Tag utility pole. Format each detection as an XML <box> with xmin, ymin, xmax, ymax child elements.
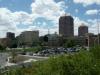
<box><xmin>87</xmin><ymin>33</ymin><xmax>90</xmax><ymax>50</ymax></box>
<box><xmin>97</xmin><ymin>12</ymin><xmax>99</xmax><ymax>45</ymax></box>
<box><xmin>48</xmin><ymin>28</ymin><xmax>50</xmax><ymax>35</ymax></box>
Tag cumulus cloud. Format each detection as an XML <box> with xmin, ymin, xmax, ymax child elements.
<box><xmin>13</xmin><ymin>11</ymin><xmax>33</xmax><ymax>25</ymax></box>
<box><xmin>0</xmin><ymin>8</ymin><xmax>17</xmax><ymax>37</ymax></box>
<box><xmin>0</xmin><ymin>0</ymin><xmax>65</xmax><ymax>38</ymax></box>
<box><xmin>87</xmin><ymin>19</ymin><xmax>100</xmax><ymax>34</ymax></box>
<box><xmin>27</xmin><ymin>25</ymin><xmax>58</xmax><ymax>36</ymax></box>
<box><xmin>75</xmin><ymin>9</ymin><xmax>79</xmax><ymax>13</ymax></box>
<box><xmin>30</xmin><ymin>0</ymin><xmax>64</xmax><ymax>36</ymax></box>
<box><xmin>1</xmin><ymin>0</ymin><xmax>98</xmax><ymax>38</ymax></box>
<box><xmin>31</xmin><ymin>0</ymin><xmax>65</xmax><ymax>21</ymax></box>
<box><xmin>74</xmin><ymin>16</ymin><xmax>89</xmax><ymax>35</ymax></box>
<box><xmin>86</xmin><ymin>9</ymin><xmax>100</xmax><ymax>15</ymax></box>
<box><xmin>73</xmin><ymin>0</ymin><xmax>100</xmax><ymax>6</ymax></box>
<box><xmin>0</xmin><ymin>8</ymin><xmax>34</xmax><ymax>38</ymax></box>
<box><xmin>74</xmin><ymin>16</ymin><xmax>100</xmax><ymax>35</ymax></box>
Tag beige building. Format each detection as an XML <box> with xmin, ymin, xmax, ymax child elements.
<box><xmin>17</xmin><ymin>31</ymin><xmax>39</xmax><ymax>47</ymax></box>
<box><xmin>0</xmin><ymin>38</ymin><xmax>11</xmax><ymax>47</ymax></box>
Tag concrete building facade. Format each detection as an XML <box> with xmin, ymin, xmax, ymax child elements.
<box><xmin>78</xmin><ymin>24</ymin><xmax>88</xmax><ymax>37</ymax></box>
<box><xmin>0</xmin><ymin>38</ymin><xmax>10</xmax><ymax>47</ymax></box>
<box><xmin>0</xmin><ymin>32</ymin><xmax>16</xmax><ymax>48</ymax></box>
<box><xmin>17</xmin><ymin>31</ymin><xmax>39</xmax><ymax>47</ymax></box>
<box><xmin>59</xmin><ymin>15</ymin><xmax>74</xmax><ymax>37</ymax></box>
<box><xmin>6</xmin><ymin>32</ymin><xmax>15</xmax><ymax>39</ymax></box>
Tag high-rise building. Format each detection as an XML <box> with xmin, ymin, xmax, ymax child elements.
<box><xmin>78</xmin><ymin>24</ymin><xmax>88</xmax><ymax>37</ymax></box>
<box><xmin>6</xmin><ymin>32</ymin><xmax>15</xmax><ymax>39</ymax></box>
<box><xmin>59</xmin><ymin>15</ymin><xmax>74</xmax><ymax>37</ymax></box>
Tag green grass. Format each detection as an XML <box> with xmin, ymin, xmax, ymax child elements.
<box><xmin>14</xmin><ymin>46</ymin><xmax>42</xmax><ymax>53</ymax></box>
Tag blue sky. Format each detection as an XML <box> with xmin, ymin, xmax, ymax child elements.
<box><xmin>0</xmin><ymin>0</ymin><xmax>33</xmax><ymax>13</ymax></box>
<box><xmin>0</xmin><ymin>0</ymin><xmax>100</xmax><ymax>37</ymax></box>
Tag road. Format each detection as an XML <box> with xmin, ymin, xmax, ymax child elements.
<box><xmin>19</xmin><ymin>55</ymin><xmax>48</xmax><ymax>60</ymax></box>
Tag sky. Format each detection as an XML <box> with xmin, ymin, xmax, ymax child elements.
<box><xmin>0</xmin><ymin>0</ymin><xmax>100</xmax><ymax>38</ymax></box>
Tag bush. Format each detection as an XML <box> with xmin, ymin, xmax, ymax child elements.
<box><xmin>33</xmin><ymin>51</ymin><xmax>100</xmax><ymax>75</ymax></box>
<box><xmin>90</xmin><ymin>45</ymin><xmax>100</xmax><ymax>59</ymax></box>
<box><xmin>4</xmin><ymin>46</ymin><xmax>100</xmax><ymax>75</ymax></box>
<box><xmin>23</xmin><ymin>46</ymin><xmax>42</xmax><ymax>52</ymax></box>
<box><xmin>63</xmin><ymin>39</ymin><xmax>76</xmax><ymax>48</ymax></box>
<box><xmin>0</xmin><ymin>45</ymin><xmax>5</xmax><ymax>51</ymax></box>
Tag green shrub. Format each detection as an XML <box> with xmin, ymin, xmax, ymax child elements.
<box><xmin>0</xmin><ymin>45</ymin><xmax>5</xmax><ymax>51</ymax></box>
<box><xmin>22</xmin><ymin>46</ymin><xmax>42</xmax><ymax>52</ymax></box>
<box><xmin>4</xmin><ymin>46</ymin><xmax>100</xmax><ymax>75</ymax></box>
<box><xmin>90</xmin><ymin>45</ymin><xmax>100</xmax><ymax>59</ymax></box>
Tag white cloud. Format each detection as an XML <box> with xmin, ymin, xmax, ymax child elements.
<box><xmin>0</xmin><ymin>0</ymin><xmax>65</xmax><ymax>38</ymax></box>
<box><xmin>74</xmin><ymin>17</ymin><xmax>100</xmax><ymax>35</ymax></box>
<box><xmin>86</xmin><ymin>9</ymin><xmax>100</xmax><ymax>15</ymax></box>
<box><xmin>73</xmin><ymin>0</ymin><xmax>100</xmax><ymax>6</ymax></box>
<box><xmin>29</xmin><ymin>0</ymin><xmax>64</xmax><ymax>36</ymax></box>
<box><xmin>31</xmin><ymin>0</ymin><xmax>65</xmax><ymax>21</ymax></box>
<box><xmin>87</xmin><ymin>19</ymin><xmax>100</xmax><ymax>34</ymax></box>
<box><xmin>0</xmin><ymin>8</ymin><xmax>33</xmax><ymax>38</ymax></box>
<box><xmin>22</xmin><ymin>25</ymin><xmax>58</xmax><ymax>36</ymax></box>
<box><xmin>0</xmin><ymin>8</ymin><xmax>17</xmax><ymax>37</ymax></box>
<box><xmin>0</xmin><ymin>0</ymin><xmax>99</xmax><ymax>38</ymax></box>
<box><xmin>13</xmin><ymin>11</ymin><xmax>33</xmax><ymax>25</ymax></box>
<box><xmin>74</xmin><ymin>17</ymin><xmax>89</xmax><ymax>35</ymax></box>
<box><xmin>75</xmin><ymin>9</ymin><xmax>79</xmax><ymax>13</ymax></box>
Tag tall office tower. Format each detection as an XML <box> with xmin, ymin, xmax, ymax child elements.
<box><xmin>6</xmin><ymin>32</ymin><xmax>15</xmax><ymax>39</ymax></box>
<box><xmin>59</xmin><ymin>15</ymin><xmax>74</xmax><ymax>37</ymax></box>
<box><xmin>78</xmin><ymin>24</ymin><xmax>88</xmax><ymax>37</ymax></box>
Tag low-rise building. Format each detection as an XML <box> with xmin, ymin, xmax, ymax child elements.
<box><xmin>17</xmin><ymin>31</ymin><xmax>39</xmax><ymax>47</ymax></box>
<box><xmin>48</xmin><ymin>33</ymin><xmax>59</xmax><ymax>47</ymax></box>
<box><xmin>0</xmin><ymin>38</ymin><xmax>11</xmax><ymax>47</ymax></box>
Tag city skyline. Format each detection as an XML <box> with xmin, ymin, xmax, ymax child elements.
<box><xmin>0</xmin><ymin>0</ymin><xmax>100</xmax><ymax>38</ymax></box>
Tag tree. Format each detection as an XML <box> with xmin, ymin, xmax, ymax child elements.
<box><xmin>9</xmin><ymin>38</ymin><xmax>17</xmax><ymax>48</ymax></box>
<box><xmin>63</xmin><ymin>39</ymin><xmax>76</xmax><ymax>48</ymax></box>
<box><xmin>44</xmin><ymin>35</ymin><xmax>48</xmax><ymax>42</ymax></box>
<box><xmin>0</xmin><ymin>44</ymin><xmax>5</xmax><ymax>51</ymax></box>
